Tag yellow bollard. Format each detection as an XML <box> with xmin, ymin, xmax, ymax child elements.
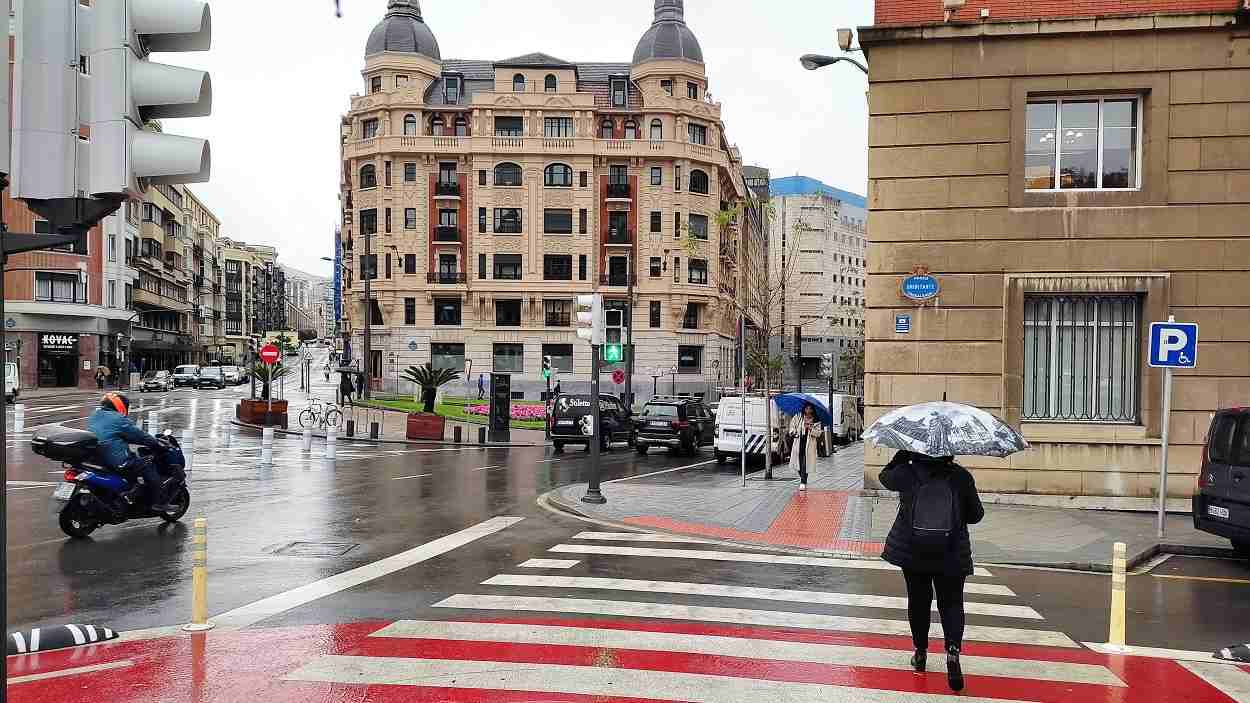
<box><xmin>1108</xmin><ymin>541</ymin><xmax>1126</xmax><ymax>649</ymax></box>
<box><xmin>183</xmin><ymin>518</ymin><xmax>214</xmax><ymax>632</ymax></box>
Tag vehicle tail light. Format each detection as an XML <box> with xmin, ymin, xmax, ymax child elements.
<box><xmin>671</xmin><ymin>420</ymin><xmax>690</xmax><ymax>429</ymax></box>
<box><xmin>63</xmin><ymin>469</ymin><xmax>79</xmax><ymax>482</ymax></box>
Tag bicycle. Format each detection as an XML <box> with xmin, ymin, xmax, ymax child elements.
<box><xmin>299</xmin><ymin>399</ymin><xmax>343</xmax><ymax>430</ymax></box>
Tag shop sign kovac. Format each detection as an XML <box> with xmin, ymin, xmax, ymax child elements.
<box><xmin>39</xmin><ymin>333</ymin><xmax>79</xmax><ymax>356</ymax></box>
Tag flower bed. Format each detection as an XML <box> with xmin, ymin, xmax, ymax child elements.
<box><xmin>465</xmin><ymin>403</ymin><xmax>547</xmax><ymax>421</ymax></box>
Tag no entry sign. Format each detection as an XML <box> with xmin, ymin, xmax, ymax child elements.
<box><xmin>612</xmin><ymin>369</ymin><xmax>625</xmax><ymax>385</ymax></box>
<box><xmin>259</xmin><ymin>344</ymin><xmax>280</xmax><ymax>365</ymax></box>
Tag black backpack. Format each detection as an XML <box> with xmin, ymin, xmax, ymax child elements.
<box><xmin>910</xmin><ymin>463</ymin><xmax>961</xmax><ymax>556</ymax></box>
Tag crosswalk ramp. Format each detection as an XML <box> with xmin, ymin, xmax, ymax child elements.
<box><xmin>283</xmin><ymin>529</ymin><xmax>1250</xmax><ymax>701</ymax></box>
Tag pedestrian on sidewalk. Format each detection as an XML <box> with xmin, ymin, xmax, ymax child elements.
<box><xmin>786</xmin><ymin>402</ymin><xmax>823</xmax><ymax>492</ymax></box>
<box><xmin>478</xmin><ymin>374</ymin><xmax>485</xmax><ymax>400</ymax></box>
<box><xmin>339</xmin><ymin>372</ymin><xmax>355</xmax><ymax>405</ymax></box>
<box><xmin>879</xmin><ymin>450</ymin><xmax>984</xmax><ymax>693</ymax></box>
<box><xmin>95</xmin><ymin>366</ymin><xmax>107</xmax><ymax>389</ymax></box>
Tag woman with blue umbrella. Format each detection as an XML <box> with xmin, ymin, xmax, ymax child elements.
<box><xmin>782</xmin><ymin>399</ymin><xmax>826</xmax><ymax>492</ymax></box>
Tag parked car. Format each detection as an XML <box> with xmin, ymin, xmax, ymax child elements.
<box><xmin>5</xmin><ymin>362</ymin><xmax>19</xmax><ymax>403</ymax></box>
<box><xmin>549</xmin><ymin>393</ymin><xmax>633</xmax><ymax>453</ymax></box>
<box><xmin>140</xmin><ymin>370</ymin><xmax>173</xmax><ymax>393</ymax></box>
<box><xmin>196</xmin><ymin>366</ymin><xmax>227</xmax><ymax>390</ymax></box>
<box><xmin>221</xmin><ymin>365</ymin><xmax>241</xmax><ymax>385</ymax></box>
<box><xmin>714</xmin><ymin>395</ymin><xmax>789</xmax><ymax>465</ymax></box>
<box><xmin>172</xmin><ymin>364</ymin><xmax>200</xmax><ymax>387</ymax></box>
<box><xmin>635</xmin><ymin>396</ymin><xmax>716</xmax><ymax>457</ymax></box>
<box><xmin>1193</xmin><ymin>408</ymin><xmax>1250</xmax><ymax>558</ymax></box>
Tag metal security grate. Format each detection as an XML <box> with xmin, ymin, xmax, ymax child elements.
<box><xmin>1023</xmin><ymin>294</ymin><xmax>1141</xmax><ymax>423</ymax></box>
<box><xmin>271</xmin><ymin>542</ymin><xmax>358</xmax><ymax>558</ymax></box>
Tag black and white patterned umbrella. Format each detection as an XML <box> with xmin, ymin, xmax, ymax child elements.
<box><xmin>864</xmin><ymin>401</ymin><xmax>1029</xmax><ymax>458</ymax></box>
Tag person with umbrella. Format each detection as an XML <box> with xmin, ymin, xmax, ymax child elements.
<box><xmin>786</xmin><ymin>402</ymin><xmax>824</xmax><ymax>492</ymax></box>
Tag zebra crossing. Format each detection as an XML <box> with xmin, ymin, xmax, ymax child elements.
<box><xmin>281</xmin><ymin>529</ymin><xmax>1250</xmax><ymax>701</ymax></box>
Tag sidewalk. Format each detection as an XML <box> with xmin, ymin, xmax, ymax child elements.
<box><xmin>543</xmin><ymin>443</ymin><xmax>1233</xmax><ymax>571</ymax></box>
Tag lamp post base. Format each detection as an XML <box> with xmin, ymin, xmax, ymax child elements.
<box><xmin>581</xmin><ymin>488</ymin><xmax>607</xmax><ymax>505</ymax></box>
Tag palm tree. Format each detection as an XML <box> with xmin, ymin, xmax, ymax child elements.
<box><xmin>252</xmin><ymin>362</ymin><xmax>293</xmax><ymax>401</ymax></box>
<box><xmin>402</xmin><ymin>364</ymin><xmax>460</xmax><ymax>413</ymax></box>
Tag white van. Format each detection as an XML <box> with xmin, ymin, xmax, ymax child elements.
<box><xmin>714</xmin><ymin>395</ymin><xmax>788</xmax><ymax>465</ymax></box>
<box><xmin>4</xmin><ymin>362</ymin><xmax>18</xmax><ymax>403</ymax></box>
<box><xmin>829</xmin><ymin>393</ymin><xmax>863</xmax><ymax>444</ymax></box>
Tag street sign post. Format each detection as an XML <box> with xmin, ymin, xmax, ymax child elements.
<box><xmin>1148</xmin><ymin>317</ymin><xmax>1199</xmax><ymax>539</ymax></box>
<box><xmin>259</xmin><ymin>344</ymin><xmax>280</xmax><ymax>365</ymax></box>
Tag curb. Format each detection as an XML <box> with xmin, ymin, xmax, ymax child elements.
<box><xmin>228</xmin><ymin>419</ymin><xmax>541</xmax><ymax>449</ymax></box>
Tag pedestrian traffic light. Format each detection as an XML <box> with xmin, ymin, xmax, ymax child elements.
<box><xmin>820</xmin><ymin>353</ymin><xmax>834</xmax><ymax>379</ymax></box>
<box><xmin>542</xmin><ymin>355</ymin><xmax>552</xmax><ymax>379</ymax></box>
<box><xmin>603</xmin><ymin>305</ymin><xmax>625</xmax><ymax>363</ymax></box>
<box><xmin>575</xmin><ymin>294</ymin><xmax>603</xmax><ymax>345</ymax></box>
<box><xmin>602</xmin><ymin>345</ymin><xmax>623</xmax><ymax>363</ymax></box>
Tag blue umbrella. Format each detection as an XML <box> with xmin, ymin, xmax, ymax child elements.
<box><xmin>775</xmin><ymin>393</ymin><xmax>832</xmax><ymax>425</ymax></box>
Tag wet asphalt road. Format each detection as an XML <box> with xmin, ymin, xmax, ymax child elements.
<box><xmin>5</xmin><ymin>357</ymin><xmax>1249</xmax><ymax>659</ymax></box>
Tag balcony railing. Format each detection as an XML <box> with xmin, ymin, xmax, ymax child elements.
<box><xmin>599</xmin><ymin>273</ymin><xmax>636</xmax><ymax>287</ymax></box>
<box><xmin>426</xmin><ymin>271</ymin><xmax>466</xmax><ymax>284</ymax></box>
<box><xmin>605</xmin><ymin>228</ymin><xmax>633</xmax><ymax>245</ymax></box>
<box><xmin>606</xmin><ymin>182</ymin><xmax>632</xmax><ymax>199</ymax></box>
<box><xmin>434</xmin><ymin>226</ymin><xmax>462</xmax><ymax>242</ymax></box>
<box><xmin>434</xmin><ymin>181</ymin><xmax>460</xmax><ymax>197</ymax></box>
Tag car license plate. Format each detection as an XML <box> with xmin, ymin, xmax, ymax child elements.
<box><xmin>53</xmin><ymin>482</ymin><xmax>76</xmax><ymax>500</ymax></box>
<box><xmin>1207</xmin><ymin>504</ymin><xmax>1230</xmax><ymax>519</ymax></box>
<box><xmin>556</xmin><ymin>420</ymin><xmax>574</xmax><ymax>426</ymax></box>
<box><xmin>650</xmin><ymin>421</ymin><xmax>668</xmax><ymax>427</ymax></box>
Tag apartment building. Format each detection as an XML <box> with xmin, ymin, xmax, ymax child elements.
<box><xmin>861</xmin><ymin>0</ymin><xmax>1250</xmax><ymax>498</ymax></box>
<box><xmin>221</xmin><ymin>240</ymin><xmax>289</xmax><ymax>362</ymax></box>
<box><xmin>339</xmin><ymin>0</ymin><xmax>763</xmax><ymax>398</ymax></box>
<box><xmin>183</xmin><ymin>189</ymin><xmax>226</xmax><ymax>363</ymax></box>
<box><xmin>284</xmin><ymin>267</ymin><xmax>334</xmax><ymax>336</ymax></box>
<box><xmin>766</xmin><ymin>176</ymin><xmax>867</xmax><ymax>389</ymax></box>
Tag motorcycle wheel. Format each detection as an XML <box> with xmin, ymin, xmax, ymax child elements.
<box><xmin>160</xmin><ymin>486</ymin><xmax>191</xmax><ymax>523</ymax></box>
<box><xmin>59</xmin><ymin>506</ymin><xmax>99</xmax><ymax>538</ymax></box>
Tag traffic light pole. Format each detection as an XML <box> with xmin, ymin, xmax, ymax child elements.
<box><xmin>625</xmin><ymin>251</ymin><xmax>633</xmax><ymax>410</ymax></box>
<box><xmin>582</xmin><ymin>344</ymin><xmax>606</xmax><ymax>504</ymax></box>
<box><xmin>545</xmin><ymin>374</ymin><xmax>551</xmax><ymax>441</ymax></box>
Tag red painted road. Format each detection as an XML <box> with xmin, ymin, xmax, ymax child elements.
<box><xmin>625</xmin><ymin>490</ymin><xmax>886</xmax><ymax>554</ymax></box>
<box><xmin>8</xmin><ymin>617</ymin><xmax>1248</xmax><ymax>702</ymax></box>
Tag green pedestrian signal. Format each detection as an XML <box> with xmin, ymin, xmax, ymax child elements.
<box><xmin>542</xmin><ymin>355</ymin><xmax>552</xmax><ymax>379</ymax></box>
<box><xmin>602</xmin><ymin>345</ymin><xmax>623</xmax><ymax>363</ymax></box>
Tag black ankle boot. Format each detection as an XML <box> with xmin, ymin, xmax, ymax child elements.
<box><xmin>946</xmin><ymin>645</ymin><xmax>964</xmax><ymax>691</ymax></box>
<box><xmin>910</xmin><ymin>650</ymin><xmax>926</xmax><ymax>672</ymax></box>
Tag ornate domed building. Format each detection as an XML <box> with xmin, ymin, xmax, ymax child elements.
<box><xmin>338</xmin><ymin>1</ymin><xmax>765</xmax><ymax>400</ymax></box>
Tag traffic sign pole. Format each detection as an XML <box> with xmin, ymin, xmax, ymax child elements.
<box><xmin>1147</xmin><ymin>316</ymin><xmax>1198</xmax><ymax>539</ymax></box>
<box><xmin>1158</xmin><ymin>315</ymin><xmax>1175</xmax><ymax>539</ymax></box>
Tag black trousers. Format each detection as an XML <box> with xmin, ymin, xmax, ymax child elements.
<box><xmin>902</xmin><ymin>569</ymin><xmax>966</xmax><ymax>652</ymax></box>
<box><xmin>797</xmin><ymin>435</ymin><xmax>808</xmax><ymax>483</ymax></box>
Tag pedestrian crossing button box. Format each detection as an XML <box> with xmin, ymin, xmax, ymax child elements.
<box><xmin>31</xmin><ymin>428</ymin><xmax>99</xmax><ymax>463</ymax></box>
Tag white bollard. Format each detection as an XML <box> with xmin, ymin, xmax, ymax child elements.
<box><xmin>325</xmin><ymin>426</ymin><xmax>337</xmax><ymax>460</ymax></box>
<box><xmin>161</xmin><ymin>396</ymin><xmax>167</xmax><ymax>407</ymax></box>
<box><xmin>146</xmin><ymin>414</ymin><xmax>159</xmax><ymax>435</ymax></box>
<box><xmin>302</xmin><ymin>427</ymin><xmax>313</xmax><ymax>453</ymax></box>
<box><xmin>181</xmin><ymin>429</ymin><xmax>194</xmax><ymax>471</ymax></box>
<box><xmin>13</xmin><ymin>404</ymin><xmax>24</xmax><ymax>433</ymax></box>
<box><xmin>189</xmin><ymin>398</ymin><xmax>199</xmax><ymax>427</ymax></box>
<box><xmin>261</xmin><ymin>426</ymin><xmax>274</xmax><ymax>466</ymax></box>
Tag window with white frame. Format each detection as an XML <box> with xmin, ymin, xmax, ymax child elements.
<box><xmin>1023</xmin><ymin>294</ymin><xmax>1140</xmax><ymax>423</ymax></box>
<box><xmin>1025</xmin><ymin>96</ymin><xmax>1140</xmax><ymax>191</ymax></box>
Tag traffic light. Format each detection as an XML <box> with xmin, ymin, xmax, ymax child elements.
<box><xmin>575</xmin><ymin>294</ymin><xmax>603</xmax><ymax>345</ymax></box>
<box><xmin>603</xmin><ymin>305</ymin><xmax>625</xmax><ymax>363</ymax></box>
<box><xmin>820</xmin><ymin>353</ymin><xmax>834</xmax><ymax>379</ymax></box>
<box><xmin>542</xmin><ymin>355</ymin><xmax>552</xmax><ymax>379</ymax></box>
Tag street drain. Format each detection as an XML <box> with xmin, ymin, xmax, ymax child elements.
<box><xmin>271</xmin><ymin>542</ymin><xmax>359</xmax><ymax>558</ymax></box>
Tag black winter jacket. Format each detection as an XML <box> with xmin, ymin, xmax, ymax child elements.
<box><xmin>880</xmin><ymin>452</ymin><xmax>984</xmax><ymax>576</ymax></box>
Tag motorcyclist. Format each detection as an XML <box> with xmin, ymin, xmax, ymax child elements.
<box><xmin>86</xmin><ymin>393</ymin><xmax>174</xmax><ymax>511</ymax></box>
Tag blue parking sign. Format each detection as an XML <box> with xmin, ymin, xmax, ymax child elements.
<box><xmin>1148</xmin><ymin>322</ymin><xmax>1198</xmax><ymax>369</ymax></box>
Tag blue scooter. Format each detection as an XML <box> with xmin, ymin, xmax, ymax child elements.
<box><xmin>33</xmin><ymin>428</ymin><xmax>190</xmax><ymax>538</ymax></box>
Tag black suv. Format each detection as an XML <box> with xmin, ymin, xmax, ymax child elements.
<box><xmin>549</xmin><ymin>394</ymin><xmax>633</xmax><ymax>453</ymax></box>
<box><xmin>635</xmin><ymin>397</ymin><xmax>716</xmax><ymax>457</ymax></box>
<box><xmin>1193</xmin><ymin>408</ymin><xmax>1250</xmax><ymax>557</ymax></box>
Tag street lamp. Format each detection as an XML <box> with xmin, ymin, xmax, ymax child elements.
<box><xmin>799</xmin><ymin>54</ymin><xmax>868</xmax><ymax>75</ymax></box>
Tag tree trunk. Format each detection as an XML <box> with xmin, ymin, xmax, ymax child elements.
<box><xmin>421</xmin><ymin>387</ymin><xmax>436</xmax><ymax>413</ymax></box>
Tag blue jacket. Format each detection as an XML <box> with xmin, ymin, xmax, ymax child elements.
<box><xmin>87</xmin><ymin>408</ymin><xmax>159</xmax><ymax>469</ymax></box>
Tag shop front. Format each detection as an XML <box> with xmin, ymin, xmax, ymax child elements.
<box><xmin>38</xmin><ymin>333</ymin><xmax>83</xmax><ymax>388</ymax></box>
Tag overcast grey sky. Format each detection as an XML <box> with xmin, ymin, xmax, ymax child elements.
<box><xmin>163</xmin><ymin>0</ymin><xmax>873</xmax><ymax>276</ymax></box>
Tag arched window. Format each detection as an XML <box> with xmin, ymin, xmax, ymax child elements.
<box><xmin>453</xmin><ymin>115</ymin><xmax>468</xmax><ymax>136</ymax></box>
<box><xmin>359</xmin><ymin>164</ymin><xmax>377</xmax><ymax>189</ymax></box>
<box><xmin>544</xmin><ymin>163</ymin><xmax>573</xmax><ymax>187</ymax></box>
<box><xmin>403</xmin><ymin>114</ymin><xmax>417</xmax><ymax>136</ymax></box>
<box><xmin>430</xmin><ymin>115</ymin><xmax>445</xmax><ymax>136</ymax></box>
<box><xmin>513</xmin><ymin>73</ymin><xmax>526</xmax><ymax>92</ymax></box>
<box><xmin>650</xmin><ymin>119</ymin><xmax>663</xmax><ymax>140</ymax></box>
<box><xmin>494</xmin><ymin>162</ymin><xmax>522</xmax><ymax>187</ymax></box>
<box><xmin>623</xmin><ymin>120</ymin><xmax>638</xmax><ymax>140</ymax></box>
<box><xmin>544</xmin><ymin>74</ymin><xmax>558</xmax><ymax>93</ymax></box>
<box><xmin>689</xmin><ymin>169</ymin><xmax>709</xmax><ymax>194</ymax></box>
<box><xmin>599</xmin><ymin>119</ymin><xmax>615</xmax><ymax>140</ymax></box>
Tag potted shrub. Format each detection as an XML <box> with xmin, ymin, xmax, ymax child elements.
<box><xmin>236</xmin><ymin>362</ymin><xmax>292</xmax><ymax>427</ymax></box>
<box><xmin>401</xmin><ymin>364</ymin><xmax>459</xmax><ymax>440</ymax></box>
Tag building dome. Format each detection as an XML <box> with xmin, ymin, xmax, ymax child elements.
<box><xmin>365</xmin><ymin>0</ymin><xmax>441</xmax><ymax>60</ymax></box>
<box><xmin>632</xmin><ymin>0</ymin><xmax>703</xmax><ymax>65</ymax></box>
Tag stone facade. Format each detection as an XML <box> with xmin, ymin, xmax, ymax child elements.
<box><xmin>860</xmin><ymin>4</ymin><xmax>1250</xmax><ymax>498</ymax></box>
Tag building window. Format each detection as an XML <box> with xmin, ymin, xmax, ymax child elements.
<box><xmin>646</xmin><ymin>211</ymin><xmax>661</xmax><ymax>234</ymax></box>
<box><xmin>437</xmin><ymin>209</ymin><xmax>458</xmax><ymax>229</ymax></box>
<box><xmin>478</xmin><ymin>169</ymin><xmax>487</xmax><ymax>186</ymax></box>
<box><xmin>438</xmin><ymin>161</ymin><xmax>456</xmax><ymax>185</ymax></box>
<box><xmin>579</xmin><ymin>171</ymin><xmax>588</xmax><ymax>188</ymax></box>
<box><xmin>651</xmin><ymin>167</ymin><xmax>662</xmax><ymax>186</ymax></box>
<box><xmin>370</xmin><ymin>76</ymin><xmax>382</xmax><ymax>93</ymax></box>
<box><xmin>478</xmin><ymin>253</ymin><xmax>487</xmax><ymax>279</ymax></box>
<box><xmin>495</xmin><ymin>116</ymin><xmax>523</xmax><ymax>137</ymax></box>
<box><xmin>443</xmin><ymin>76</ymin><xmax>461</xmax><ymax>103</ymax></box>
<box><xmin>403</xmin><ymin>114</ymin><xmax>417</xmax><ymax>136</ymax></box>
<box><xmin>688</xmin><ymin>214</ymin><xmax>708</xmax><ymax>240</ymax></box>
<box><xmin>107</xmin><ymin>232</ymin><xmax>116</xmax><ymax>261</ymax></box>
<box><xmin>403</xmin><ymin>162</ymin><xmax>416</xmax><ymax>182</ymax></box>
<box><xmin>404</xmin><ymin>298</ymin><xmax>416</xmax><ymax>325</ymax></box>
<box><xmin>478</xmin><ymin>207</ymin><xmax>487</xmax><ymax>233</ymax></box>
<box><xmin>543</xmin><ymin>117</ymin><xmax>574</xmax><ymax>138</ymax></box>
<box><xmin>495</xmin><ymin>299</ymin><xmax>522</xmax><ymax>327</ymax></box>
<box><xmin>494</xmin><ymin>162</ymin><xmax>522</xmax><ymax>186</ymax></box>
<box><xmin>544</xmin><ymin>209</ymin><xmax>573</xmax><ymax>235</ymax></box>
<box><xmin>650</xmin><ymin>301</ymin><xmax>661</xmax><ymax>328</ymax></box>
<box><xmin>434</xmin><ymin>298</ymin><xmax>461</xmax><ymax>326</ymax></box>
<box><xmin>513</xmin><ymin>73</ymin><xmax>526</xmax><ymax>92</ymax></box>
<box><xmin>688</xmin><ymin>259</ymin><xmax>708</xmax><ymax>285</ymax></box>
<box><xmin>682</xmin><ymin>303</ymin><xmax>699</xmax><ymax>330</ymax></box>
<box><xmin>544</xmin><ymin>254</ymin><xmax>573</xmax><ymax>281</ymax></box>
<box><xmin>544</xmin><ymin>300</ymin><xmax>572</xmax><ymax>327</ymax></box>
<box><xmin>1026</xmin><ymin>97</ymin><xmax>1140</xmax><ymax>191</ymax></box>
<box><xmin>359</xmin><ymin>164</ymin><xmax>377</xmax><ymax>189</ymax></box>
<box><xmin>385</xmin><ymin>208</ymin><xmax>392</xmax><ymax>233</ymax></box>
<box><xmin>678</xmin><ymin>345</ymin><xmax>702</xmax><ymax>373</ymax></box>
<box><xmin>494</xmin><ymin>208</ymin><xmax>522</xmax><ymax>234</ymax></box>
<box><xmin>543</xmin><ymin>344</ymin><xmax>574</xmax><ymax>373</ymax></box>
<box><xmin>384</xmin><ymin>161</ymin><xmax>392</xmax><ymax>186</ymax></box>
<box><xmin>431</xmin><ymin>343</ymin><xmax>465</xmax><ymax>373</ymax></box>
<box><xmin>579</xmin><ymin>254</ymin><xmax>587</xmax><ymax>281</ymax></box>
<box><xmin>649</xmin><ymin>257</ymin><xmax>661</xmax><ymax>277</ymax></box>
<box><xmin>599</xmin><ymin>119</ymin><xmax>615</xmax><ymax>139</ymax></box>
<box><xmin>688</xmin><ymin>123</ymin><xmax>707</xmax><ymax>145</ymax></box>
<box><xmin>689</xmin><ymin>169</ymin><xmax>709</xmax><ymax>194</ymax></box>
<box><xmin>454</xmin><ymin>115</ymin><xmax>468</xmax><ymax>136</ymax></box>
<box><xmin>493</xmin><ymin>254</ymin><xmax>522</xmax><ymax>280</ymax></box>
<box><xmin>675</xmin><ymin>166</ymin><xmax>682</xmax><ymax>191</ymax></box>
<box><xmin>661</xmin><ymin>79</ymin><xmax>673</xmax><ymax>95</ymax></box>
<box><xmin>494</xmin><ymin>343</ymin><xmax>524</xmax><ymax>373</ymax></box>
<box><xmin>359</xmin><ymin>209</ymin><xmax>378</xmax><ymax>235</ymax></box>
<box><xmin>404</xmin><ymin>254</ymin><xmax>417</xmax><ymax>274</ymax></box>
<box><xmin>362</xmin><ymin>119</ymin><xmax>379</xmax><ymax>139</ymax></box>
<box><xmin>404</xmin><ymin>208</ymin><xmax>417</xmax><ymax>229</ymax></box>
<box><xmin>544</xmin><ymin>163</ymin><xmax>573</xmax><ymax>187</ymax></box>
<box><xmin>579</xmin><ymin>209</ymin><xmax>587</xmax><ymax>234</ymax></box>
<box><xmin>544</xmin><ymin>74</ymin><xmax>558</xmax><ymax>93</ymax></box>
<box><xmin>1023</xmin><ymin>294</ymin><xmax>1140</xmax><ymax>423</ymax></box>
<box><xmin>430</xmin><ymin>115</ymin><xmax>445</xmax><ymax>135</ymax></box>
<box><xmin>35</xmin><ymin>272</ymin><xmax>86</xmax><ymax>303</ymax></box>
<box><xmin>688</xmin><ymin>82</ymin><xmax>700</xmax><ymax>99</ymax></box>
<box><xmin>623</xmin><ymin>120</ymin><xmax>638</xmax><ymax>140</ymax></box>
<box><xmin>611</xmin><ymin>78</ymin><xmax>627</xmax><ymax>107</ymax></box>
<box><xmin>648</xmin><ymin>120</ymin><xmax>663</xmax><ymax>142</ymax></box>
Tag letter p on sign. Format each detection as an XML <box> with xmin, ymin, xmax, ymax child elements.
<box><xmin>1148</xmin><ymin>322</ymin><xmax>1198</xmax><ymax>369</ymax></box>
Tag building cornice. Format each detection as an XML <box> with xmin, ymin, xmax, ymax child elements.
<box><xmin>859</xmin><ymin>11</ymin><xmax>1244</xmax><ymax>46</ymax></box>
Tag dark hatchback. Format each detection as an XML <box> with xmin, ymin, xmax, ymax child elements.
<box><xmin>1193</xmin><ymin>408</ymin><xmax>1250</xmax><ymax>557</ymax></box>
<box><xmin>549</xmin><ymin>394</ymin><xmax>633</xmax><ymax>453</ymax></box>
<box><xmin>635</xmin><ymin>397</ymin><xmax>716</xmax><ymax>457</ymax></box>
<box><xmin>196</xmin><ymin>367</ymin><xmax>227</xmax><ymax>390</ymax></box>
